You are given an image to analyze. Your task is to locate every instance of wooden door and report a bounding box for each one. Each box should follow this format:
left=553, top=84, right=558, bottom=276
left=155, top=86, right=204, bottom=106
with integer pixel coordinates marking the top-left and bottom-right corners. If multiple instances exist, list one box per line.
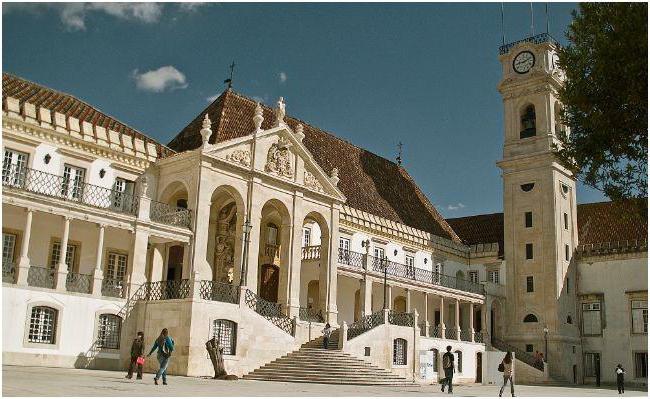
left=259, top=264, right=279, bottom=303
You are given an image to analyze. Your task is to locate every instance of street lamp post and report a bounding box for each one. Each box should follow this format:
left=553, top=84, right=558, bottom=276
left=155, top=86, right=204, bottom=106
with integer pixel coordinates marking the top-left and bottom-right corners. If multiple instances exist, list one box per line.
left=239, top=219, right=253, bottom=287
left=382, top=257, right=388, bottom=310
left=543, top=326, right=549, bottom=365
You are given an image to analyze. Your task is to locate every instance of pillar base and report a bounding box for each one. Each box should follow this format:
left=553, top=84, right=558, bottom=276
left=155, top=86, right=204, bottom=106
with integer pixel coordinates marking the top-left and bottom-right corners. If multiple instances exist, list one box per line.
left=15, top=265, right=30, bottom=286
left=326, top=310, right=339, bottom=327
left=287, top=304, right=300, bottom=319
left=92, top=269, right=103, bottom=296
left=55, top=269, right=68, bottom=291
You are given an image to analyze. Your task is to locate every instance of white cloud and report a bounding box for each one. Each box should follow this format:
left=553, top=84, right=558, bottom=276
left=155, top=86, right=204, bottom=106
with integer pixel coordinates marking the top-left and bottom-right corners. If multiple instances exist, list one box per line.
left=132, top=66, right=188, bottom=93
left=206, top=94, right=220, bottom=103
left=278, top=72, right=287, bottom=84
left=252, top=95, right=270, bottom=104
left=178, top=3, right=207, bottom=13
left=446, top=203, right=466, bottom=211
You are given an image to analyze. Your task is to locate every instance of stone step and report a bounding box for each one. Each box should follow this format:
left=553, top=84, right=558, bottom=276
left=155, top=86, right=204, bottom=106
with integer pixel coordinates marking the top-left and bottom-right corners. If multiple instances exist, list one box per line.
left=248, top=370, right=406, bottom=380
left=243, top=375, right=414, bottom=386
left=252, top=364, right=400, bottom=375
left=275, top=356, right=378, bottom=366
left=267, top=358, right=383, bottom=369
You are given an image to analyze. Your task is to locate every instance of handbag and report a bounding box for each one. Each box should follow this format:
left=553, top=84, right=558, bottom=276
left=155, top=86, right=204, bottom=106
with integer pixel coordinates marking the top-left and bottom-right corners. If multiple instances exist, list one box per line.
left=498, top=362, right=504, bottom=372
left=136, top=356, right=145, bottom=365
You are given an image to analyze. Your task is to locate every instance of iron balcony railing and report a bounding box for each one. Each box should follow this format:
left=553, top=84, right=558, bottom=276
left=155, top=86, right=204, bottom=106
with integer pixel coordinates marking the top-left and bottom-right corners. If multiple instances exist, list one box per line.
left=3, top=260, right=15, bottom=284
left=101, top=278, right=125, bottom=298
left=492, top=337, right=544, bottom=372
left=142, top=279, right=191, bottom=300
left=418, top=323, right=427, bottom=337
left=369, top=255, right=484, bottom=295
left=337, top=248, right=363, bottom=268
left=347, top=310, right=385, bottom=340
left=199, top=280, right=239, bottom=304
left=388, top=310, right=415, bottom=327
left=65, top=272, right=92, bottom=294
left=429, top=325, right=442, bottom=339
left=460, top=329, right=473, bottom=342
left=244, top=289, right=294, bottom=336
left=2, top=165, right=138, bottom=216
left=498, top=33, right=560, bottom=55
left=27, top=266, right=55, bottom=289
left=299, top=307, right=324, bottom=323
left=474, top=331, right=484, bottom=343
left=446, top=327, right=459, bottom=340
left=149, top=200, right=192, bottom=228
left=301, top=245, right=321, bottom=261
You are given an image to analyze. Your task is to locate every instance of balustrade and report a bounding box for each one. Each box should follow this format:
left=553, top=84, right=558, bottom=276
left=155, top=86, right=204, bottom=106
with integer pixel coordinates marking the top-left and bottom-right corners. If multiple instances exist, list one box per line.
left=474, top=331, right=484, bottom=343
left=149, top=201, right=192, bottom=228
left=142, top=279, right=191, bottom=300
left=199, top=280, right=239, bottom=304
left=337, top=248, right=363, bottom=268
left=264, top=243, right=281, bottom=259
left=244, top=290, right=294, bottom=335
left=460, top=329, right=473, bottom=342
left=301, top=245, right=321, bottom=261
left=347, top=310, right=384, bottom=340
left=388, top=310, right=414, bottom=327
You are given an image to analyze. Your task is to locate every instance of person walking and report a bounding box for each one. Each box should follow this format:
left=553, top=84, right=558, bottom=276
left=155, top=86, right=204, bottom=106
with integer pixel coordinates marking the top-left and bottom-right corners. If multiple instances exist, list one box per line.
left=147, top=328, right=175, bottom=385
left=125, top=331, right=145, bottom=379
left=615, top=364, right=626, bottom=394
left=322, top=323, right=332, bottom=349
left=499, top=351, right=515, bottom=397
left=440, top=345, right=455, bottom=394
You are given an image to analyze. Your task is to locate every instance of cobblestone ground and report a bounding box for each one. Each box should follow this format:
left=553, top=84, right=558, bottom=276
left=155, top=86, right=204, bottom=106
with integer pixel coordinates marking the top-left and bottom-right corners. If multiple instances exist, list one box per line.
left=2, top=366, right=646, bottom=397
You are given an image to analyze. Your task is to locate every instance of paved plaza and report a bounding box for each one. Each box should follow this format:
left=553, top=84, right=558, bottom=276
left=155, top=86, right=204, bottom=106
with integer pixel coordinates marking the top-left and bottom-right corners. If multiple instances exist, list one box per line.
left=2, top=366, right=646, bottom=397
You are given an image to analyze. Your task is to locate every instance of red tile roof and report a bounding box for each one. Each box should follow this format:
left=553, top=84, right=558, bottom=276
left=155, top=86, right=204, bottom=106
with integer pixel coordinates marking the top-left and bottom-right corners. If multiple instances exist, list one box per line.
left=2, top=72, right=173, bottom=158
left=446, top=213, right=505, bottom=257
left=168, top=89, right=461, bottom=242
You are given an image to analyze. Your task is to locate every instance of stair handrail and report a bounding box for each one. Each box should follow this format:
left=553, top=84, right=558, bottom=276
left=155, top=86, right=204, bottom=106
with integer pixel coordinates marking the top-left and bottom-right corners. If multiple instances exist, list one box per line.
left=244, top=289, right=295, bottom=336
left=491, top=337, right=544, bottom=372
left=347, top=310, right=385, bottom=340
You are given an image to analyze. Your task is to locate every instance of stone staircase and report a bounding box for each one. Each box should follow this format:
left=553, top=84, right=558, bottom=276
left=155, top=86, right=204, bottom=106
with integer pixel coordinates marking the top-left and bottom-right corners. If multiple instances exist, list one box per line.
left=243, top=332, right=414, bottom=385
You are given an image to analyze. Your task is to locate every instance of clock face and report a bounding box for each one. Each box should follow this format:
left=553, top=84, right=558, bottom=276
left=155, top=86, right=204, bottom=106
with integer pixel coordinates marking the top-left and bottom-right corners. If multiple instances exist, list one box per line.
left=513, top=51, right=535, bottom=74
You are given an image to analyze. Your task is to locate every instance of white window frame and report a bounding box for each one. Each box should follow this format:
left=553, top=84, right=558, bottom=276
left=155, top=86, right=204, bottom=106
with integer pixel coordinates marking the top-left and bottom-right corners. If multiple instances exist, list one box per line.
left=49, top=241, right=78, bottom=271
left=97, top=313, right=122, bottom=350
left=468, top=271, right=479, bottom=284
left=582, top=302, right=602, bottom=336
left=487, top=270, right=499, bottom=284
left=2, top=148, right=29, bottom=186
left=302, top=227, right=311, bottom=247
left=61, top=164, right=86, bottom=201
left=632, top=300, right=648, bottom=334
left=106, top=252, right=128, bottom=281
left=3, top=232, right=17, bottom=265
left=374, top=247, right=385, bottom=259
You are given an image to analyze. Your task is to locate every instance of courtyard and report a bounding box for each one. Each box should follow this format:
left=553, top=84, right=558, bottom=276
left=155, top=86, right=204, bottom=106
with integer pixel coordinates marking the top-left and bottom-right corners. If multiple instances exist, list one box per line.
left=2, top=366, right=646, bottom=397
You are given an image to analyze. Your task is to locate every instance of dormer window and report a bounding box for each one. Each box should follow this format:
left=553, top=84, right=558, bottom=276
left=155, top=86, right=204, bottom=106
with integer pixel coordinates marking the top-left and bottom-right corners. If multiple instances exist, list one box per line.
left=520, top=105, right=537, bottom=139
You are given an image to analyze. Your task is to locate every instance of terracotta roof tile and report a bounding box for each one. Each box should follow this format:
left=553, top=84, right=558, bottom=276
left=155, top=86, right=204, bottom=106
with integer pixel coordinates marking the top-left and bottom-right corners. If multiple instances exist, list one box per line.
left=2, top=72, right=173, bottom=158
left=168, top=89, right=460, bottom=242
left=446, top=212, right=505, bottom=257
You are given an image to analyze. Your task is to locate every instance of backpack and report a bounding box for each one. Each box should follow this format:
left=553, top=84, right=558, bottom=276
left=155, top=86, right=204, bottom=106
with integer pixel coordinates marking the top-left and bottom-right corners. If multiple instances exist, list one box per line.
left=443, top=352, right=453, bottom=369
left=160, top=338, right=173, bottom=358
left=498, top=362, right=505, bottom=372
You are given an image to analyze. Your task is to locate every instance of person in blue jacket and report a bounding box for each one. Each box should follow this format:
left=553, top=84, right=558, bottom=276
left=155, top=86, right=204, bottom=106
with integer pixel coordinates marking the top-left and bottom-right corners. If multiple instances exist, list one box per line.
left=147, top=328, right=175, bottom=385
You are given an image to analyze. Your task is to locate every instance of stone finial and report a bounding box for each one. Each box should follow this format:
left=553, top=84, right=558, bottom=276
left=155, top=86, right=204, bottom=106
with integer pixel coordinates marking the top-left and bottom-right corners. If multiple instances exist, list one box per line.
left=330, top=167, right=339, bottom=186
left=138, top=176, right=149, bottom=198
left=295, top=123, right=305, bottom=142
left=275, top=96, right=286, bottom=127
left=200, top=113, right=213, bottom=148
left=253, top=102, right=264, bottom=133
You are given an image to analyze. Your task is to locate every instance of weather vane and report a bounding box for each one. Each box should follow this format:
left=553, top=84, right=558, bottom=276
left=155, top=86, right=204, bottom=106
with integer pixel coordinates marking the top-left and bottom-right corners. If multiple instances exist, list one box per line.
left=223, top=61, right=235, bottom=89
left=396, top=142, right=403, bottom=166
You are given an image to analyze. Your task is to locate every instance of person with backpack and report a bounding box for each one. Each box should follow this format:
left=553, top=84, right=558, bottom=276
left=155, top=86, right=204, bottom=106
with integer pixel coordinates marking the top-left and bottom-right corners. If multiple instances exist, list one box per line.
left=440, top=345, right=455, bottom=394
left=125, top=331, right=145, bottom=379
left=498, top=351, right=515, bottom=397
left=147, top=328, right=175, bottom=385
left=615, top=364, right=626, bottom=394
left=322, top=323, right=332, bottom=349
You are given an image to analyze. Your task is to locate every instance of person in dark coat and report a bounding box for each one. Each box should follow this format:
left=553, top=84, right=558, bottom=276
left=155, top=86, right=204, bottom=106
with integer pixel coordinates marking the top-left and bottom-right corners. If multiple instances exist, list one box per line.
left=125, top=331, right=144, bottom=379
left=441, top=345, right=455, bottom=394
left=615, top=364, right=626, bottom=394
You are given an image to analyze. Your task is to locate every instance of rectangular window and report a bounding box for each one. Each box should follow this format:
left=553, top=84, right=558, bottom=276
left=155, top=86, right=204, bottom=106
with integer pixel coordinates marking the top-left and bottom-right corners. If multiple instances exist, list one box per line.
left=213, top=319, right=237, bottom=356
left=405, top=255, right=414, bottom=268
left=469, top=271, right=479, bottom=284
left=526, top=276, right=534, bottom=292
left=565, top=244, right=570, bottom=261
left=525, top=212, right=533, bottom=228
left=111, top=177, right=135, bottom=211
left=582, top=302, right=602, bottom=336
left=584, top=353, right=598, bottom=377
left=566, top=277, right=570, bottom=294
left=49, top=241, right=77, bottom=271
left=266, top=225, right=278, bottom=245
left=106, top=252, right=128, bottom=281
left=488, top=270, right=500, bottom=284
left=525, top=243, right=533, bottom=260
left=635, top=352, right=648, bottom=378
left=564, top=213, right=569, bottom=230
left=3, top=232, right=17, bottom=265
left=3, top=148, right=29, bottom=186
left=632, top=300, right=648, bottom=334
left=61, top=164, right=86, bottom=200
left=302, top=228, right=311, bottom=247
left=525, top=344, right=533, bottom=353
left=374, top=247, right=385, bottom=259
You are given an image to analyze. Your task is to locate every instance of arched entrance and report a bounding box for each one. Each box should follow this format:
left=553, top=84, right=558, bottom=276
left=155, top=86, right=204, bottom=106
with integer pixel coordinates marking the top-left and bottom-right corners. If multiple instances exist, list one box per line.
left=307, top=280, right=319, bottom=309
left=259, top=264, right=280, bottom=302
left=299, top=211, right=330, bottom=318
left=209, top=186, right=245, bottom=284
left=257, top=199, right=291, bottom=306
left=166, top=245, right=184, bottom=281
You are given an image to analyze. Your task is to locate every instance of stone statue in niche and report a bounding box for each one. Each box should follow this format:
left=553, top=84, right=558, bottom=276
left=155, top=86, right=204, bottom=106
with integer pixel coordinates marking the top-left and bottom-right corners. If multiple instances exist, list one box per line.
left=264, top=140, right=293, bottom=178
left=214, top=203, right=237, bottom=283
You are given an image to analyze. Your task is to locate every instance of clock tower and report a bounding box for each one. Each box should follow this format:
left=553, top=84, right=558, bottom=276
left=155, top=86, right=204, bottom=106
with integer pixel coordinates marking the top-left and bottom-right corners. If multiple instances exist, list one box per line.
left=496, top=34, right=581, bottom=383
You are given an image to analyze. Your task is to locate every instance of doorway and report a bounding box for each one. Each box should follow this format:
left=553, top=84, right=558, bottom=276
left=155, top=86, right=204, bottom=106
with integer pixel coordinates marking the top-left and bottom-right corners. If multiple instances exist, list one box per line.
left=166, top=245, right=184, bottom=281
left=259, top=264, right=280, bottom=303
left=476, top=352, right=483, bottom=383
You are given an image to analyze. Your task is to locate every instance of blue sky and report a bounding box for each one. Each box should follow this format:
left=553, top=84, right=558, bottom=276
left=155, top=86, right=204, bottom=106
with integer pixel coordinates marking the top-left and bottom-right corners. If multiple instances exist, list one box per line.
left=2, top=2, right=606, bottom=217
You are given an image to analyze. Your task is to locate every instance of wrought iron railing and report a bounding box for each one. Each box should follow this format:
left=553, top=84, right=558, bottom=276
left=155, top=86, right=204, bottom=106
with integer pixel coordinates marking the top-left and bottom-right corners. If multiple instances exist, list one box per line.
left=199, top=280, right=239, bottom=304
left=347, top=310, right=385, bottom=340
left=299, top=307, right=324, bottom=323
left=337, top=248, right=363, bottom=268
left=149, top=200, right=192, bottom=228
left=418, top=323, right=427, bottom=337
left=429, top=325, right=442, bottom=338
left=244, top=289, right=294, bottom=335
left=101, top=278, right=125, bottom=298
left=474, top=331, right=484, bottom=343
left=446, top=327, right=459, bottom=340
left=498, top=33, right=560, bottom=55
left=491, top=337, right=544, bottom=372
left=264, top=243, right=280, bottom=259
left=27, top=266, right=55, bottom=289
left=2, top=165, right=138, bottom=216
left=388, top=310, right=414, bottom=327
left=460, top=329, right=473, bottom=342
left=142, top=279, right=191, bottom=300
left=301, top=245, right=321, bottom=260
left=3, top=260, right=15, bottom=284
left=65, top=272, right=92, bottom=294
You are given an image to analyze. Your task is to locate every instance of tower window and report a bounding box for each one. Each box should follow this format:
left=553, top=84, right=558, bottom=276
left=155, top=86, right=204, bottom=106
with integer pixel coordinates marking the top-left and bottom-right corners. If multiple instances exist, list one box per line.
left=520, top=183, right=535, bottom=192
left=525, top=243, right=533, bottom=260
left=523, top=314, right=538, bottom=323
left=565, top=244, right=570, bottom=261
left=526, top=276, right=534, bottom=292
left=564, top=213, right=568, bottom=230
left=525, top=212, right=533, bottom=228
left=520, top=105, right=537, bottom=139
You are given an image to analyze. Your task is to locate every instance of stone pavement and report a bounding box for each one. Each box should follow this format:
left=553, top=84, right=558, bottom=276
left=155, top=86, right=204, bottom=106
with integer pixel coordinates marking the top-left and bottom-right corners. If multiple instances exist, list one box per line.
left=2, top=365, right=646, bottom=397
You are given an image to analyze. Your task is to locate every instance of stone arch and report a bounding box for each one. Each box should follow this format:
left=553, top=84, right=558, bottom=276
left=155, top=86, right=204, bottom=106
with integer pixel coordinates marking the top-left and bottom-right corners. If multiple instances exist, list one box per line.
left=523, top=313, right=539, bottom=323
left=491, top=299, right=504, bottom=340
left=393, top=295, right=407, bottom=312
left=158, top=181, right=190, bottom=208
left=257, top=199, right=292, bottom=305
left=456, top=270, right=465, bottom=280
left=301, top=210, right=331, bottom=315
left=208, top=185, right=246, bottom=283
left=519, top=103, right=537, bottom=138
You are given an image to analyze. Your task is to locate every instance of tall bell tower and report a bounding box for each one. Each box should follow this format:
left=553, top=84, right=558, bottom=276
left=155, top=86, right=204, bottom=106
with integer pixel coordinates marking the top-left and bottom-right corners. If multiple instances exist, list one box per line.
left=496, top=35, right=581, bottom=383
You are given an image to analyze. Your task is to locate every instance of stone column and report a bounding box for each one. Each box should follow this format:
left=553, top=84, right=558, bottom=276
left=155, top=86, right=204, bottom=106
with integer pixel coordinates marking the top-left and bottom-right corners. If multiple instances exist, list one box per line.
left=278, top=222, right=293, bottom=315
left=91, top=223, right=105, bottom=296
left=287, top=193, right=304, bottom=319
left=455, top=298, right=461, bottom=341
left=406, top=288, right=411, bottom=313
left=469, top=302, right=475, bottom=342
left=322, top=204, right=339, bottom=325
left=244, top=191, right=263, bottom=291
left=15, top=207, right=34, bottom=286
left=55, top=216, right=71, bottom=291
left=424, top=292, right=430, bottom=337
left=360, top=277, right=372, bottom=316
left=482, top=301, right=490, bottom=347
left=387, top=284, right=393, bottom=310
left=191, top=196, right=212, bottom=279
left=128, top=229, right=149, bottom=296
left=181, top=242, right=192, bottom=279
left=150, top=244, right=165, bottom=282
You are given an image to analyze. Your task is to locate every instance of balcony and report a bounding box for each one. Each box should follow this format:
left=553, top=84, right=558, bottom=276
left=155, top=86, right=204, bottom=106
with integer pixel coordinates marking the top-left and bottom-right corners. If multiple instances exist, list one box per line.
left=149, top=200, right=192, bottom=228
left=264, top=243, right=280, bottom=259
left=337, top=248, right=364, bottom=268
left=301, top=245, right=320, bottom=261
left=2, top=165, right=137, bottom=216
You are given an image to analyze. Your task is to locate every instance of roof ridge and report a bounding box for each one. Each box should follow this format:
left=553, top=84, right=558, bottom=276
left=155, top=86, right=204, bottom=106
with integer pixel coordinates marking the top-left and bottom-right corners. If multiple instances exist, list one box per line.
left=2, top=72, right=174, bottom=153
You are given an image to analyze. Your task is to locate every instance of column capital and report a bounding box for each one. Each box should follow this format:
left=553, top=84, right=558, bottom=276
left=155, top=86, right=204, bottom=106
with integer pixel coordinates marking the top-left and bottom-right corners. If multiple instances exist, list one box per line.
left=63, top=215, right=72, bottom=221
left=96, top=223, right=107, bottom=229
left=25, top=207, right=35, bottom=213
